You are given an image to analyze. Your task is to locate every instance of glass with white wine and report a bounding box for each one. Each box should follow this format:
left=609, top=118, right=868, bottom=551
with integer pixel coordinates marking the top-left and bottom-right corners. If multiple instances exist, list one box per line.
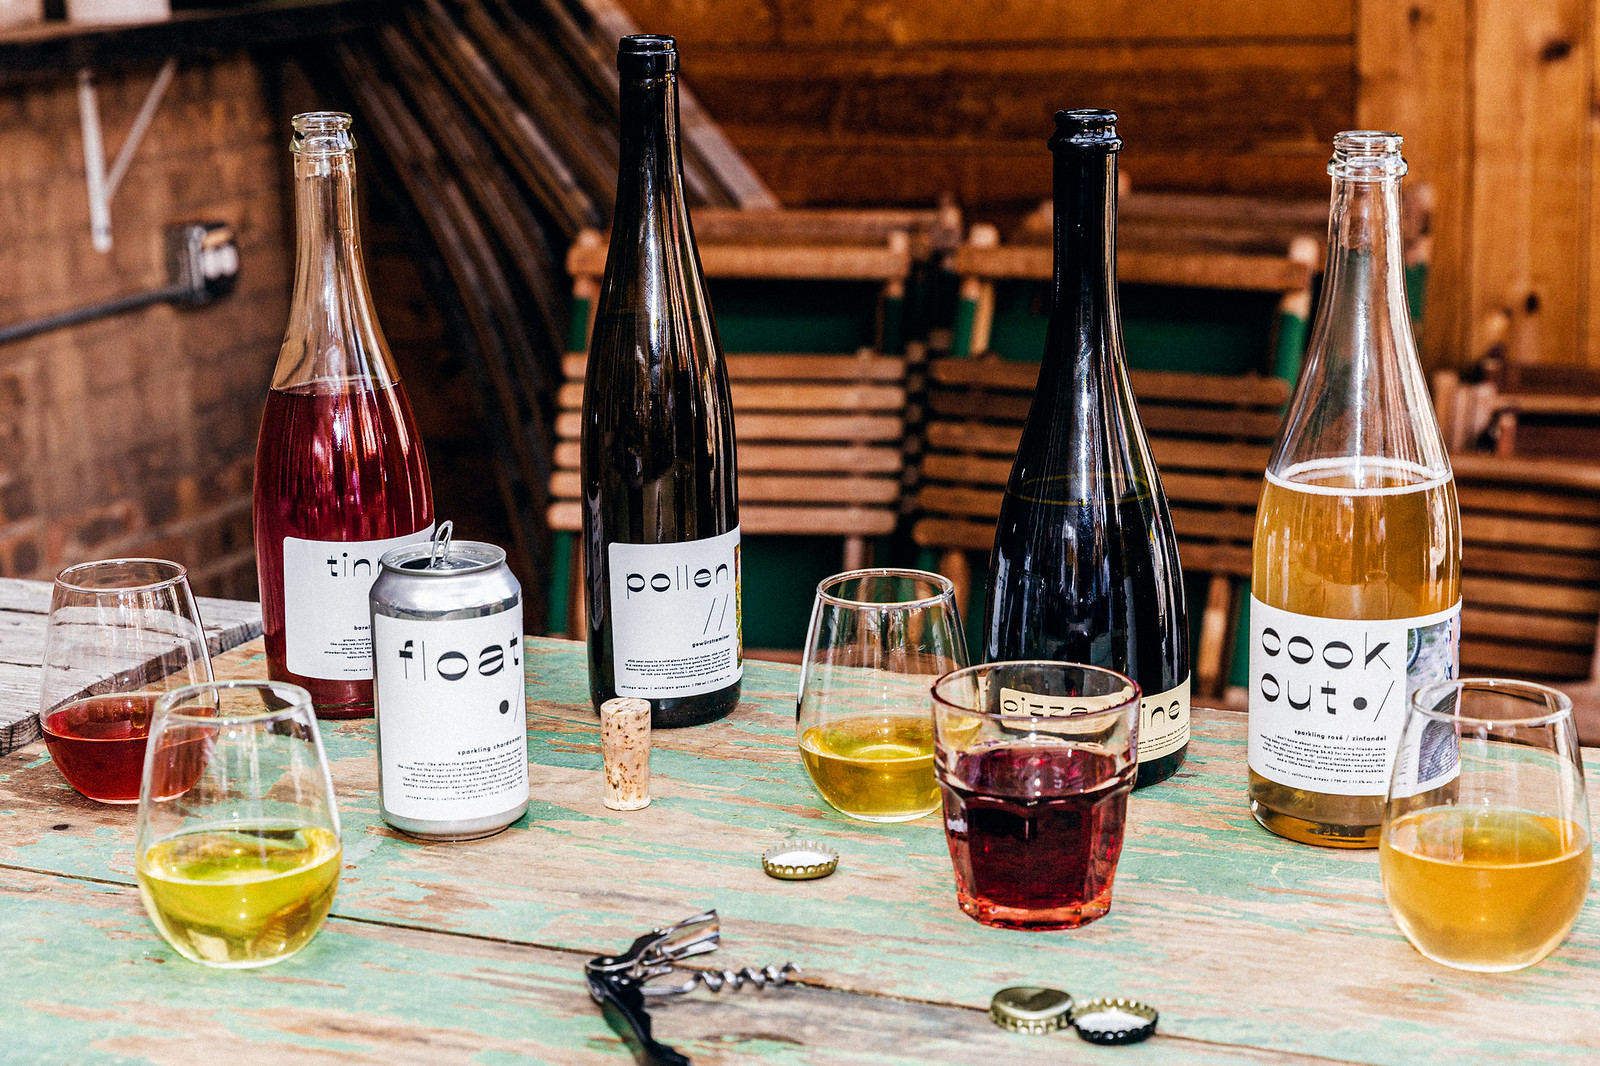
left=798, top=569, right=968, bottom=822
left=1380, top=679, right=1591, bottom=972
left=136, top=680, right=342, bottom=968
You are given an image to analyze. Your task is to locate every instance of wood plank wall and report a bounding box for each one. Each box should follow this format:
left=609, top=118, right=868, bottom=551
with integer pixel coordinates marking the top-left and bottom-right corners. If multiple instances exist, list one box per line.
left=623, top=0, right=1600, bottom=371
left=1359, top=0, right=1598, bottom=370
left=617, top=0, right=1354, bottom=207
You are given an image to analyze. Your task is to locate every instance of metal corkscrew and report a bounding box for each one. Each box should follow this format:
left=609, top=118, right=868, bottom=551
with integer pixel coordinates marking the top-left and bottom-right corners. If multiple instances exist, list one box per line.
left=584, top=910, right=800, bottom=1066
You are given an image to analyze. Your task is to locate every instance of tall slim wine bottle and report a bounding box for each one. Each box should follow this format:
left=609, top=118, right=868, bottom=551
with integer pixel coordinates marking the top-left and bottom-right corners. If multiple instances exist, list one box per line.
left=1248, top=132, right=1461, bottom=848
left=982, top=110, right=1190, bottom=789
left=582, top=35, right=741, bottom=727
left=254, top=112, right=434, bottom=719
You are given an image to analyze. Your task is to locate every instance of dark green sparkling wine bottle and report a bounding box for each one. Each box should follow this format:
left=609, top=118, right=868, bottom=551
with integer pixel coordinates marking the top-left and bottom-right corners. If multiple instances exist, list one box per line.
left=982, top=110, right=1190, bottom=788
left=581, top=35, right=741, bottom=727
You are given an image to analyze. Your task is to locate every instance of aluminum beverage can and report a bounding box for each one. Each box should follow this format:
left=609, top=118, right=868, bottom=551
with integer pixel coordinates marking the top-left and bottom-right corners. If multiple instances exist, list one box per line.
left=370, top=537, right=528, bottom=840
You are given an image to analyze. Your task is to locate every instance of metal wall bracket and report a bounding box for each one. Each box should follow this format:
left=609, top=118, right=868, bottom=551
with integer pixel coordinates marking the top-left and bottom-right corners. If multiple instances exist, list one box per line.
left=77, top=56, right=178, bottom=253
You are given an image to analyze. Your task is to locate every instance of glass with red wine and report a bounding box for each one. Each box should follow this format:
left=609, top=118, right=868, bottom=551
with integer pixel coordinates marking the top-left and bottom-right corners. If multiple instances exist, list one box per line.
left=930, top=661, right=1140, bottom=931
left=38, top=559, right=214, bottom=804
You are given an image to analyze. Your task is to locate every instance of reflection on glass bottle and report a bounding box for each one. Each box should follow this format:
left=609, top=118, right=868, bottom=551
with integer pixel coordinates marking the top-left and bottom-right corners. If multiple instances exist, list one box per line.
left=582, top=37, right=741, bottom=727
left=253, top=112, right=434, bottom=719
left=982, top=109, right=1190, bottom=789
left=1248, top=131, right=1461, bottom=847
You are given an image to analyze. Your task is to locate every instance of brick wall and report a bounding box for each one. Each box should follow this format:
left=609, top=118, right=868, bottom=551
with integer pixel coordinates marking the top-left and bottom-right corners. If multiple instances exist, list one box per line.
left=0, top=55, right=288, bottom=599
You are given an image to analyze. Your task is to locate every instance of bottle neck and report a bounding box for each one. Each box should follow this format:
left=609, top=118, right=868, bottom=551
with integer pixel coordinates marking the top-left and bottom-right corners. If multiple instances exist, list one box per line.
left=1322, top=173, right=1411, bottom=360
left=278, top=147, right=394, bottom=390
left=616, top=71, right=687, bottom=230
left=1051, top=144, right=1118, bottom=316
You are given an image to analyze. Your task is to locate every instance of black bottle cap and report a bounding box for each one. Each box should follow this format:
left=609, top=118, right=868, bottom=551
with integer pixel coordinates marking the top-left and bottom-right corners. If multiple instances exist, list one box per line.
left=1050, top=109, right=1122, bottom=152
left=1069, top=997, right=1158, bottom=1045
left=619, top=34, right=678, bottom=77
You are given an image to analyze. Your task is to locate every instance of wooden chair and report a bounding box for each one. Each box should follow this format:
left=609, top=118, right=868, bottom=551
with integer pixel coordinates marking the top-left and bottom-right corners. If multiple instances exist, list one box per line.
left=949, top=219, right=1320, bottom=382
left=1454, top=453, right=1600, bottom=744
left=911, top=354, right=1289, bottom=702
left=550, top=209, right=924, bottom=644
left=1434, top=350, right=1600, bottom=459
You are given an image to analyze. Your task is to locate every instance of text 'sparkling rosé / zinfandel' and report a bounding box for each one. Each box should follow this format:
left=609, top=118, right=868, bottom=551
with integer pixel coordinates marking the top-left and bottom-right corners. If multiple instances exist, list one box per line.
left=253, top=112, right=433, bottom=718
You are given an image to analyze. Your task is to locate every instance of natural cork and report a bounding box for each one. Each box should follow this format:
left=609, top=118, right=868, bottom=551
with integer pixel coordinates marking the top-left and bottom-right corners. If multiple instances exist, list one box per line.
left=600, top=696, right=652, bottom=811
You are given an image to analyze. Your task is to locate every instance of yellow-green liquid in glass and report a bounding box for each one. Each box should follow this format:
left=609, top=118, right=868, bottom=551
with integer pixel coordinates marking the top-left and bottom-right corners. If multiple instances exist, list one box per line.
left=800, top=715, right=938, bottom=822
left=1381, top=807, right=1590, bottom=971
left=137, top=823, right=342, bottom=968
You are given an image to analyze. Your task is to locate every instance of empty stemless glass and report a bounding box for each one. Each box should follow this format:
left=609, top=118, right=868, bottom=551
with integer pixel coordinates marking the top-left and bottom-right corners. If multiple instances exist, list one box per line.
left=797, top=569, right=968, bottom=822
left=39, top=559, right=213, bottom=804
left=1381, top=678, right=1592, bottom=972
left=136, top=680, right=342, bottom=968
left=931, top=662, right=1140, bottom=930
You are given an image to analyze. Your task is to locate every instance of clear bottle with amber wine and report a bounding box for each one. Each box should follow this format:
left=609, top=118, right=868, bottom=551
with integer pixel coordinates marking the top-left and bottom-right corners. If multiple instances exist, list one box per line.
left=254, top=112, right=434, bottom=718
left=1248, top=132, right=1461, bottom=847
left=582, top=36, right=741, bottom=727
left=982, top=110, right=1190, bottom=789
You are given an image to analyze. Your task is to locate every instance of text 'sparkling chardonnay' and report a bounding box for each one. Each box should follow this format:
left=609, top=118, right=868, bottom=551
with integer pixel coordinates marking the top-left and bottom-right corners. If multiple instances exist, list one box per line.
left=1249, top=132, right=1461, bottom=848
left=982, top=110, right=1190, bottom=789
left=254, top=113, right=434, bottom=719
left=582, top=35, right=741, bottom=727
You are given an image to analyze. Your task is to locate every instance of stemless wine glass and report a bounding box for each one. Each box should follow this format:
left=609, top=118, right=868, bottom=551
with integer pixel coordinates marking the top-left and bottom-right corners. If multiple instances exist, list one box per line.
left=931, top=662, right=1140, bottom=930
left=136, top=680, right=342, bottom=969
left=797, top=569, right=968, bottom=822
left=39, top=559, right=213, bottom=804
left=1380, top=678, right=1592, bottom=972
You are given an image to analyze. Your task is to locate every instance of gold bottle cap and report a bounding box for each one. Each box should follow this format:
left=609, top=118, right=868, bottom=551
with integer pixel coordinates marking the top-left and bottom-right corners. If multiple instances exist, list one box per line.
left=761, top=841, right=838, bottom=881
left=988, top=986, right=1074, bottom=1034
left=1070, top=997, right=1158, bottom=1045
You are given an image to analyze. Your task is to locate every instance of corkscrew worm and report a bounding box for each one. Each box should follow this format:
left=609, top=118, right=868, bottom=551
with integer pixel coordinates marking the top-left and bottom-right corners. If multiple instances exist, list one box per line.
left=584, top=910, right=800, bottom=1066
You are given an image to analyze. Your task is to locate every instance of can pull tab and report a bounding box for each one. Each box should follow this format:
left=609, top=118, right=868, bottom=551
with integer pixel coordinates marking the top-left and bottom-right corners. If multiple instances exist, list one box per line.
left=428, top=521, right=454, bottom=570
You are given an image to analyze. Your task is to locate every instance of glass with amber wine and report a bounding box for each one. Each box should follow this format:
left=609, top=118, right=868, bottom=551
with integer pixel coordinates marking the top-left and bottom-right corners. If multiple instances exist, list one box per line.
left=797, top=569, right=968, bottom=822
left=136, top=680, right=342, bottom=968
left=39, top=559, right=213, bottom=804
left=1380, top=678, right=1591, bottom=972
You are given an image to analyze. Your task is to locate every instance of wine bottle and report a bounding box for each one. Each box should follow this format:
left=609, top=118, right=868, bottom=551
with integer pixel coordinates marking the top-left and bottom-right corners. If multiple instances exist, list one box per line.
left=1248, top=132, right=1461, bottom=848
left=982, top=109, right=1190, bottom=789
left=582, top=35, right=741, bottom=727
left=254, top=112, right=434, bottom=719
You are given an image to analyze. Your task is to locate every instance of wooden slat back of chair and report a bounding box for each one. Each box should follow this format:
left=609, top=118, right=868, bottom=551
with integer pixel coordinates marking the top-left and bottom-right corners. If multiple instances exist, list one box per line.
left=550, top=350, right=910, bottom=541
left=566, top=215, right=919, bottom=353
left=1454, top=454, right=1600, bottom=682
left=912, top=355, right=1289, bottom=696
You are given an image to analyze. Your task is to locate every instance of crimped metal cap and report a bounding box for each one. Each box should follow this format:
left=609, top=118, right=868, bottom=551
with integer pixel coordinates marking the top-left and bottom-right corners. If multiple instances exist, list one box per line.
left=1070, top=997, right=1159, bottom=1045
left=761, top=841, right=838, bottom=881
left=988, top=986, right=1074, bottom=1034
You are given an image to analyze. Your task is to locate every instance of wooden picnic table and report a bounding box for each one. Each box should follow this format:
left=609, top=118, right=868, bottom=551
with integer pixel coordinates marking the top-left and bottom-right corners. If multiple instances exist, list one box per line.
left=0, top=577, right=1596, bottom=1064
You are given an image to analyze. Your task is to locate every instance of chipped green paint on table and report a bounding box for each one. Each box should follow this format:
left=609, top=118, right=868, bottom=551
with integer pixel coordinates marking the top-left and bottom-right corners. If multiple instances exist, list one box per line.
left=0, top=633, right=1596, bottom=1065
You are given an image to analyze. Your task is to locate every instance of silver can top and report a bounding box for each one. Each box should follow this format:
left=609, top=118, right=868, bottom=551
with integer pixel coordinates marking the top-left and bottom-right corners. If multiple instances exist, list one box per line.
left=380, top=522, right=506, bottom=576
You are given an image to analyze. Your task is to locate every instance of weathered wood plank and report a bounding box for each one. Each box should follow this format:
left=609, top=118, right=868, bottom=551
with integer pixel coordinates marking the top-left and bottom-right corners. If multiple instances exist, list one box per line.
left=614, top=0, right=1353, bottom=45
left=1, top=636, right=1594, bottom=1064
left=0, top=866, right=1334, bottom=1065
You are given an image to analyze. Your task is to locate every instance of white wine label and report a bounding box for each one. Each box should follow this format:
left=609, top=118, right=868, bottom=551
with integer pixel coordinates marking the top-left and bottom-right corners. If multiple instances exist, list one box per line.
left=373, top=607, right=529, bottom=821
left=283, top=525, right=435, bottom=680
left=1138, top=676, right=1190, bottom=763
left=609, top=526, right=743, bottom=699
left=1248, top=598, right=1461, bottom=796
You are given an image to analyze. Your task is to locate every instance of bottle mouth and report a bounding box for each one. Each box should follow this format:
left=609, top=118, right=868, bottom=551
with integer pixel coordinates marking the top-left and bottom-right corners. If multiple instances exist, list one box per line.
left=1049, top=109, right=1121, bottom=152
left=1329, top=130, right=1405, bottom=179
left=292, top=111, right=355, bottom=157
left=619, top=33, right=678, bottom=76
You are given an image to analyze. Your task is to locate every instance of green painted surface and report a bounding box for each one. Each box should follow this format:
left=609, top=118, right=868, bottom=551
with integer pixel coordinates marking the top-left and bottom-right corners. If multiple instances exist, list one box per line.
left=4, top=640, right=1596, bottom=1063
left=985, top=279, right=1296, bottom=377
